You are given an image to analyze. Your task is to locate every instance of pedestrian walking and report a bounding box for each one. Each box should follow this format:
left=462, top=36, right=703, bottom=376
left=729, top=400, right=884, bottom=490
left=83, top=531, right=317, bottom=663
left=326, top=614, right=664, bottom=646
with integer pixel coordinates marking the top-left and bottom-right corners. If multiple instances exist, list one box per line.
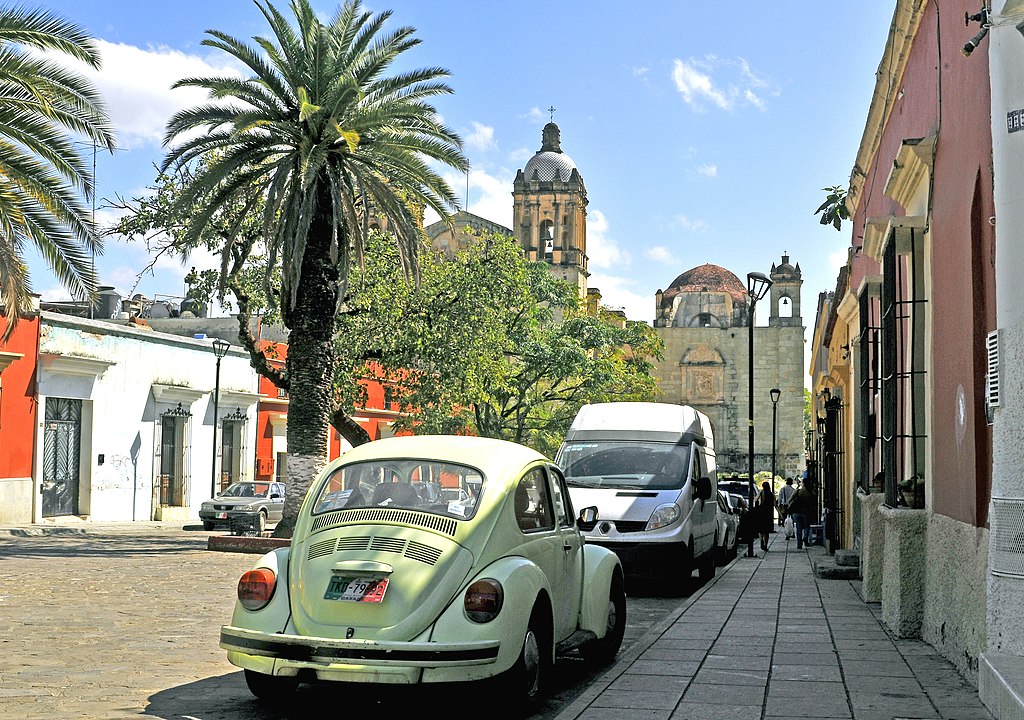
left=776, top=477, right=796, bottom=526
left=754, top=480, right=775, bottom=552
left=787, top=479, right=819, bottom=549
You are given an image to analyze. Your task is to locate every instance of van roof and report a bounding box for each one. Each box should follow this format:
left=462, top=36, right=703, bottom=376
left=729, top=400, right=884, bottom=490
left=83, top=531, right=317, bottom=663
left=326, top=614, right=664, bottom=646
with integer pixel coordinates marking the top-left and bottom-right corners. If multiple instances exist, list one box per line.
left=565, top=402, right=712, bottom=446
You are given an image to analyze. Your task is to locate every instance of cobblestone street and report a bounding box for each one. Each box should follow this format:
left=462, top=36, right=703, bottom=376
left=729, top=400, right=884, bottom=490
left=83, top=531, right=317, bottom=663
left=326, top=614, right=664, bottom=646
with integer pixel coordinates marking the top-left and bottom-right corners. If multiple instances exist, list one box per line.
left=0, top=528, right=261, bottom=720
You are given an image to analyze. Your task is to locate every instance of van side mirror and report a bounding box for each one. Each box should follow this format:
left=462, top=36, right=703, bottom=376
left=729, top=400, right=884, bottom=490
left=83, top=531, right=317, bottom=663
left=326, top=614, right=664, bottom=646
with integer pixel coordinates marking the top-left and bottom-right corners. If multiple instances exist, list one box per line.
left=577, top=506, right=599, bottom=531
left=695, top=476, right=713, bottom=501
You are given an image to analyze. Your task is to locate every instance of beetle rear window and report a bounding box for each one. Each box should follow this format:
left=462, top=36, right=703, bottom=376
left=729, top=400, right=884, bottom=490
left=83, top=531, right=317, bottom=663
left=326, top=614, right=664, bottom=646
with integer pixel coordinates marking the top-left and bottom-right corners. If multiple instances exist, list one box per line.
left=313, top=460, right=485, bottom=520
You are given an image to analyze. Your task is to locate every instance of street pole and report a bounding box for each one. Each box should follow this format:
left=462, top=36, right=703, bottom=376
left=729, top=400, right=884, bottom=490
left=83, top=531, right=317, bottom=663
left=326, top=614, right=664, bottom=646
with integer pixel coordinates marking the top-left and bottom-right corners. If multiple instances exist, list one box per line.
left=746, top=272, right=772, bottom=558
left=210, top=339, right=230, bottom=497
left=770, top=388, right=781, bottom=486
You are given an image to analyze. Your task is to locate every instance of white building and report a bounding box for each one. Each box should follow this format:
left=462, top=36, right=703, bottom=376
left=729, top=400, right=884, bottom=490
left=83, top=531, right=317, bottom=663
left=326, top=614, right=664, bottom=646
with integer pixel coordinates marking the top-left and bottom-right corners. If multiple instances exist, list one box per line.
left=32, top=313, right=261, bottom=523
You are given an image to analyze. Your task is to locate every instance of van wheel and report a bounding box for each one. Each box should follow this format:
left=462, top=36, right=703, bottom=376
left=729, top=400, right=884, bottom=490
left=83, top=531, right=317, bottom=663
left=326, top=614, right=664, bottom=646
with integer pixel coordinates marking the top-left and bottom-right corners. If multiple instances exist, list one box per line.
left=698, top=545, right=716, bottom=583
left=580, top=572, right=626, bottom=666
left=665, top=542, right=693, bottom=596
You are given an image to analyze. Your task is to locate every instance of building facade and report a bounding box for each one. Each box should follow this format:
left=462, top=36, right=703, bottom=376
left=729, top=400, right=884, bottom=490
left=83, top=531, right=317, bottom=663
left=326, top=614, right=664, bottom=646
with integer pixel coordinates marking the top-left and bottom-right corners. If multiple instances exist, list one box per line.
left=652, top=257, right=805, bottom=479
left=810, top=0, right=997, bottom=688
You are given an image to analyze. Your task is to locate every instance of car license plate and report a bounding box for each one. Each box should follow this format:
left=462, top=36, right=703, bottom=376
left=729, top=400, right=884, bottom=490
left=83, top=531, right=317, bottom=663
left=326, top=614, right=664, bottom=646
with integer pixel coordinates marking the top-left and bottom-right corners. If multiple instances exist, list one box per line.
left=216, top=512, right=228, bottom=519
left=325, top=575, right=388, bottom=603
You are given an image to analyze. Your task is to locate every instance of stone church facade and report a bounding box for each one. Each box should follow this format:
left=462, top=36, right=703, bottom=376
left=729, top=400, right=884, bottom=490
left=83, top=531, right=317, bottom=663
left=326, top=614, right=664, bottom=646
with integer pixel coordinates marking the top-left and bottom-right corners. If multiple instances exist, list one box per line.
left=652, top=258, right=805, bottom=479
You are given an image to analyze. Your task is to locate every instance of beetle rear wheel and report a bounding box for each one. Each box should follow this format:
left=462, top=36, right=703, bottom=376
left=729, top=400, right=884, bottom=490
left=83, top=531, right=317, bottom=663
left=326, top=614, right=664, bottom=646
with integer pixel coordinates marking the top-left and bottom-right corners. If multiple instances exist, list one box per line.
left=580, top=572, right=626, bottom=666
left=498, top=605, right=551, bottom=712
left=244, top=669, right=298, bottom=700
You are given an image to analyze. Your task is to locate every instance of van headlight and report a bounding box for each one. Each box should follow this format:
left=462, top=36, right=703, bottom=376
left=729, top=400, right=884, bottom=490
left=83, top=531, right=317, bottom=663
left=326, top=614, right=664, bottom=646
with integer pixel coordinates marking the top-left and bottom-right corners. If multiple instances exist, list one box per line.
left=647, top=503, right=681, bottom=530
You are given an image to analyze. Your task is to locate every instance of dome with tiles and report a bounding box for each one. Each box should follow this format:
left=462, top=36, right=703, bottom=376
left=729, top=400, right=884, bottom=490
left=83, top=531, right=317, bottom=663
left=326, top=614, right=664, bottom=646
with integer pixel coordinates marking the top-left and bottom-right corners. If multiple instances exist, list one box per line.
left=522, top=122, right=580, bottom=182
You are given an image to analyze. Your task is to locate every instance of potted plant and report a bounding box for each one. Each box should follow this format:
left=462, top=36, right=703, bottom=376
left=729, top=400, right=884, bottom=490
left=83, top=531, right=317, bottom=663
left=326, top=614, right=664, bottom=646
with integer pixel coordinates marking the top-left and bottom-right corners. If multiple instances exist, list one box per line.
left=898, top=474, right=925, bottom=508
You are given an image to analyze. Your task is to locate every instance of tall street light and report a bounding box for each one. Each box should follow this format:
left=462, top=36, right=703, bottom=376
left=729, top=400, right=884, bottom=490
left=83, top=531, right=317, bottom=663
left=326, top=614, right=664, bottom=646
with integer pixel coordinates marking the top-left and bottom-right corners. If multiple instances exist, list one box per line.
left=746, top=271, right=772, bottom=558
left=210, top=338, right=231, bottom=497
left=770, top=387, right=781, bottom=486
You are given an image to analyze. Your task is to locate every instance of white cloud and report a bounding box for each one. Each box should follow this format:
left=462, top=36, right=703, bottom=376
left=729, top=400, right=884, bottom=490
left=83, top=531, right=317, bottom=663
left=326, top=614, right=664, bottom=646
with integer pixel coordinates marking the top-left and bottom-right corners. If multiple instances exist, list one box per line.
left=671, top=56, right=776, bottom=112
left=828, top=247, right=848, bottom=277
left=465, top=121, right=497, bottom=153
left=672, top=59, right=731, bottom=109
left=588, top=273, right=652, bottom=324
left=586, top=209, right=631, bottom=270
left=645, top=246, right=677, bottom=264
left=676, top=214, right=709, bottom=232
left=61, top=40, right=244, bottom=150
left=523, top=107, right=546, bottom=124
left=697, top=163, right=718, bottom=178
left=508, top=147, right=532, bottom=164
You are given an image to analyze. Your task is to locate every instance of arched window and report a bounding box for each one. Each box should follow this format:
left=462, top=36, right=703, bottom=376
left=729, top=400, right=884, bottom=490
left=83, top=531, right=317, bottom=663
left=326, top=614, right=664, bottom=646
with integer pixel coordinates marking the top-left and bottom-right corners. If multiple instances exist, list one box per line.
left=540, top=219, right=554, bottom=260
left=778, top=295, right=794, bottom=318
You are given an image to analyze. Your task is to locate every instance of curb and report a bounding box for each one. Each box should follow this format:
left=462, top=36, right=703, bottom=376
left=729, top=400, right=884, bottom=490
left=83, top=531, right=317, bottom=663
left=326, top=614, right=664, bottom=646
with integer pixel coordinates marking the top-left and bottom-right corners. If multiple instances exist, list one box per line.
left=553, top=550, right=748, bottom=720
left=207, top=535, right=291, bottom=553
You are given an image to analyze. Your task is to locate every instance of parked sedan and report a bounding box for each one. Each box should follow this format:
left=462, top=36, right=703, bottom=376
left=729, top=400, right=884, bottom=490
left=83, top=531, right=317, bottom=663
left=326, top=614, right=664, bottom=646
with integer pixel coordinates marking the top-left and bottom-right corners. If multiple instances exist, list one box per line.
left=715, top=490, right=739, bottom=564
left=199, top=481, right=285, bottom=533
left=219, top=435, right=626, bottom=709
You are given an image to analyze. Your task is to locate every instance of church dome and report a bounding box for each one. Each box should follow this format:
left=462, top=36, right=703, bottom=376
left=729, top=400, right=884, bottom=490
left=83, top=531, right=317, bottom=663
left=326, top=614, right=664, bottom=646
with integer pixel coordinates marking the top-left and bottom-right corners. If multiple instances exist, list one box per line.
left=521, top=122, right=581, bottom=182
left=663, top=263, right=748, bottom=303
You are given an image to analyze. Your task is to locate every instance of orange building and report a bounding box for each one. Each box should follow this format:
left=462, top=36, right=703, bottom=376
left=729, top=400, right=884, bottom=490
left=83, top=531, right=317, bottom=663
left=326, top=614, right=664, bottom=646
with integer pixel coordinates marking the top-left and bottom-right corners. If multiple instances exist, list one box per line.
left=0, top=302, right=41, bottom=523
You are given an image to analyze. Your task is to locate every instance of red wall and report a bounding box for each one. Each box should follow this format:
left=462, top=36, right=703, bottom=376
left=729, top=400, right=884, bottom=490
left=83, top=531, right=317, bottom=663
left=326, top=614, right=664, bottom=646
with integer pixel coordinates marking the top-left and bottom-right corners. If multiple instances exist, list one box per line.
left=0, top=313, right=40, bottom=479
left=849, top=2, right=994, bottom=526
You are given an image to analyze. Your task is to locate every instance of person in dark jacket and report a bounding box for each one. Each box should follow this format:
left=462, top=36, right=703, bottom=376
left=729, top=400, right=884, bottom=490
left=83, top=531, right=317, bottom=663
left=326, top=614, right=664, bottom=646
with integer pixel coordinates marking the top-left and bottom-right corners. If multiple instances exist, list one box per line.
left=788, top=480, right=819, bottom=549
left=754, top=480, right=775, bottom=552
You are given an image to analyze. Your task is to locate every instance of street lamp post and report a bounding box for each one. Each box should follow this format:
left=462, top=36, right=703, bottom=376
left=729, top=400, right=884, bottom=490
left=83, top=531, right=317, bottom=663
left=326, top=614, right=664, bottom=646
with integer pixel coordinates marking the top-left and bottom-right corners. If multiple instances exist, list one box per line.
left=770, top=387, right=781, bottom=486
left=746, top=271, right=772, bottom=558
left=210, top=338, right=231, bottom=498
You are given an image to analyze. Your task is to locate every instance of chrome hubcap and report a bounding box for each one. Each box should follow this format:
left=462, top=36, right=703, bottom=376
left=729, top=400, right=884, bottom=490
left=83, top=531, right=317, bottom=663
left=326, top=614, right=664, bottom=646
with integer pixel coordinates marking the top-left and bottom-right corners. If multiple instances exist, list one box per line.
left=606, top=599, right=617, bottom=633
left=522, top=629, right=541, bottom=697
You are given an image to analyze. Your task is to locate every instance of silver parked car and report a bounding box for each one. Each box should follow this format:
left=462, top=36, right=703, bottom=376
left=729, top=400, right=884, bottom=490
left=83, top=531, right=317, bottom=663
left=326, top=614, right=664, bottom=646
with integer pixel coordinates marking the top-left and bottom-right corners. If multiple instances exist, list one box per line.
left=199, top=481, right=285, bottom=533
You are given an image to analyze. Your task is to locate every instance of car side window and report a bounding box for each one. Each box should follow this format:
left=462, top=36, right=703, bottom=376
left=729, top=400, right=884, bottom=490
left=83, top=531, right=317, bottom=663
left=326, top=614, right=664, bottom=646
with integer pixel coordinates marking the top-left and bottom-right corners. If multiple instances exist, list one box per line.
left=515, top=467, right=556, bottom=533
left=548, top=465, right=574, bottom=527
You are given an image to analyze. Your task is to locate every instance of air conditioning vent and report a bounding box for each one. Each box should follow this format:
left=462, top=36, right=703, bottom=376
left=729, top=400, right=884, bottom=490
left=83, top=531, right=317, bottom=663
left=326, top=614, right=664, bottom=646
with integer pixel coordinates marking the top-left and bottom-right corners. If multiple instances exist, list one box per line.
left=310, top=508, right=458, bottom=537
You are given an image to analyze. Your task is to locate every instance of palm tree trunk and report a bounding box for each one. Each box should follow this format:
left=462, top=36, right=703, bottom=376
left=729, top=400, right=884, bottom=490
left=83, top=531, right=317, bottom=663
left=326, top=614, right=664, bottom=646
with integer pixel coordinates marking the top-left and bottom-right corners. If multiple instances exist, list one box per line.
left=274, top=182, right=341, bottom=538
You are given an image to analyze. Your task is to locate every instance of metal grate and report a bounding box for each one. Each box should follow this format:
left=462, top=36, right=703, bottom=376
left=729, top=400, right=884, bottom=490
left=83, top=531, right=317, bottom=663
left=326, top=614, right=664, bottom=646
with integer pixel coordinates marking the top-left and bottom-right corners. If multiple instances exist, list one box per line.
left=335, top=536, right=371, bottom=552
left=310, top=508, right=458, bottom=537
left=987, top=330, right=1000, bottom=409
left=370, top=536, right=406, bottom=554
left=308, top=538, right=336, bottom=560
left=991, top=498, right=1024, bottom=578
left=405, top=540, right=442, bottom=566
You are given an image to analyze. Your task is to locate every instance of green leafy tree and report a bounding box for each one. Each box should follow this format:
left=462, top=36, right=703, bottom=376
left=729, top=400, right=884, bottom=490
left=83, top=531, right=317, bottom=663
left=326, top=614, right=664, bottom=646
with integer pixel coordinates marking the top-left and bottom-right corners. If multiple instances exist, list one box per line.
left=160, top=0, right=467, bottom=535
left=814, top=185, right=850, bottom=231
left=0, top=6, right=115, bottom=338
left=335, top=231, right=664, bottom=457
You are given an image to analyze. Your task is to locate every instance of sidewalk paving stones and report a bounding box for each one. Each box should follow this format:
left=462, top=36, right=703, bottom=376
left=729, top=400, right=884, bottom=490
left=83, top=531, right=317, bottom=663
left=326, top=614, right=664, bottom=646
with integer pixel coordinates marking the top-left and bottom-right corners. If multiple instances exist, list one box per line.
left=556, top=531, right=994, bottom=720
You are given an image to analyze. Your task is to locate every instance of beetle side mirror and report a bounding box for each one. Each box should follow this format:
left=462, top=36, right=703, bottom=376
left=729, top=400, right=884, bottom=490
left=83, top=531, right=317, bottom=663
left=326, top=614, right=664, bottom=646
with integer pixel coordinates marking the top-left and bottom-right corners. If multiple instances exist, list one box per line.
left=695, top=476, right=713, bottom=502
left=577, top=506, right=599, bottom=531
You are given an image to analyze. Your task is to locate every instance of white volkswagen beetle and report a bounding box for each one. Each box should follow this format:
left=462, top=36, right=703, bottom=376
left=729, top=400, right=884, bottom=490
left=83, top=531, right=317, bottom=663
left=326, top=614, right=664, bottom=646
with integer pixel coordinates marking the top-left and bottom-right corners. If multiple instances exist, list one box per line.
left=220, top=435, right=625, bottom=707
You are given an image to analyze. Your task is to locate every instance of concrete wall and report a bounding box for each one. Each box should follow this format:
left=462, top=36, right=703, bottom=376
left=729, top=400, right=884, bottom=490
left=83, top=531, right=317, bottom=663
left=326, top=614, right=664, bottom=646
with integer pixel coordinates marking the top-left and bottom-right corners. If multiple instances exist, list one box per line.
left=881, top=506, right=927, bottom=637
left=859, top=492, right=886, bottom=602
left=924, top=512, right=989, bottom=680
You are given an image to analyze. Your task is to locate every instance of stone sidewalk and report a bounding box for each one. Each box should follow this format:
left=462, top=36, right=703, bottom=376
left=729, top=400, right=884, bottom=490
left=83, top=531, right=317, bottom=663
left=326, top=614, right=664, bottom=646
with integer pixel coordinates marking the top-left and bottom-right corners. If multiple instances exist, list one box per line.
left=555, top=531, right=993, bottom=720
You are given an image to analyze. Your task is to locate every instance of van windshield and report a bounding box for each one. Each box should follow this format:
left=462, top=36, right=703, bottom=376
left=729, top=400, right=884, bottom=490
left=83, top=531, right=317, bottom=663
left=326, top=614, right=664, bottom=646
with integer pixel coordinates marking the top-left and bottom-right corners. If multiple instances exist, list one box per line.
left=557, top=441, right=691, bottom=490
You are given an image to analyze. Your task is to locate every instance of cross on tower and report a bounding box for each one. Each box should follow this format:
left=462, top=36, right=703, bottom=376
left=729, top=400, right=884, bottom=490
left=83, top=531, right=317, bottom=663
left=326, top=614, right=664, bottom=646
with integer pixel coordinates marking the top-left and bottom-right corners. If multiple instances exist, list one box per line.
left=548, top=105, right=556, bottom=122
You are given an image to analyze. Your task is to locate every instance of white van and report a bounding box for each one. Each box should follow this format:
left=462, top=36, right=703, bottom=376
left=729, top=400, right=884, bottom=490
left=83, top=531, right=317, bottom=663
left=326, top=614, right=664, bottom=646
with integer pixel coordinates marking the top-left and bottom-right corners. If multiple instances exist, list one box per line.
left=556, top=402, right=718, bottom=592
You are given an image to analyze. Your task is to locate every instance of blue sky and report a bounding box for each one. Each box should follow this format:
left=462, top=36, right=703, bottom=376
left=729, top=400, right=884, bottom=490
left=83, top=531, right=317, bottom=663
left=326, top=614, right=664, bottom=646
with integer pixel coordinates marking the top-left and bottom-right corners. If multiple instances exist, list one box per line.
left=37, top=1, right=894, bottom=345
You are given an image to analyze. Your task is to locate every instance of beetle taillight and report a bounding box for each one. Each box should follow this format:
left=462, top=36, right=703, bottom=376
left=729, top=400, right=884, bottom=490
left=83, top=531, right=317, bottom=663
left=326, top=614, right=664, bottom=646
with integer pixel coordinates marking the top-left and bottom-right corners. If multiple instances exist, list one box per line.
left=464, top=578, right=503, bottom=623
left=238, top=568, right=276, bottom=610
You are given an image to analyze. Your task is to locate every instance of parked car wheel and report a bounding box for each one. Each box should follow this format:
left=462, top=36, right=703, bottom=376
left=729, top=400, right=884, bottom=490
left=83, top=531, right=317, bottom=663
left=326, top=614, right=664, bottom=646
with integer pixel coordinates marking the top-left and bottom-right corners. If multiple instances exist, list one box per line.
left=580, top=572, right=626, bottom=667
left=202, top=521, right=215, bottom=531
left=244, top=669, right=298, bottom=700
left=499, top=605, right=551, bottom=711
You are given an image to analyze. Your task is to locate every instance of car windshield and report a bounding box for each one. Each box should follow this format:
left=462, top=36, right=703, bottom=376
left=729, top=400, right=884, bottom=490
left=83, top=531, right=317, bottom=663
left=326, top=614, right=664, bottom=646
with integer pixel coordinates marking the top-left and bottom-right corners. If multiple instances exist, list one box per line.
left=312, top=459, right=485, bottom=520
left=220, top=483, right=270, bottom=498
left=557, top=441, right=691, bottom=490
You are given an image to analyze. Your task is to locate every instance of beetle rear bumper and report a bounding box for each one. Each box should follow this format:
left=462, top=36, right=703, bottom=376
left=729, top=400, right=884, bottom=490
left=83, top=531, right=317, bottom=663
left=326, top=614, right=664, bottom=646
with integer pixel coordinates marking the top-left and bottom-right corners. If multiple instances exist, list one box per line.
left=221, top=625, right=501, bottom=683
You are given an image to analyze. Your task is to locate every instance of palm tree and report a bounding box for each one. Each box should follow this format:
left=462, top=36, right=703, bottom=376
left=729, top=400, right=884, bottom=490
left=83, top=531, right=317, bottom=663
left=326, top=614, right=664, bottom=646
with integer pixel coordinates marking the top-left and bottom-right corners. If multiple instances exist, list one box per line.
left=0, top=6, right=115, bottom=338
left=163, top=0, right=468, bottom=535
